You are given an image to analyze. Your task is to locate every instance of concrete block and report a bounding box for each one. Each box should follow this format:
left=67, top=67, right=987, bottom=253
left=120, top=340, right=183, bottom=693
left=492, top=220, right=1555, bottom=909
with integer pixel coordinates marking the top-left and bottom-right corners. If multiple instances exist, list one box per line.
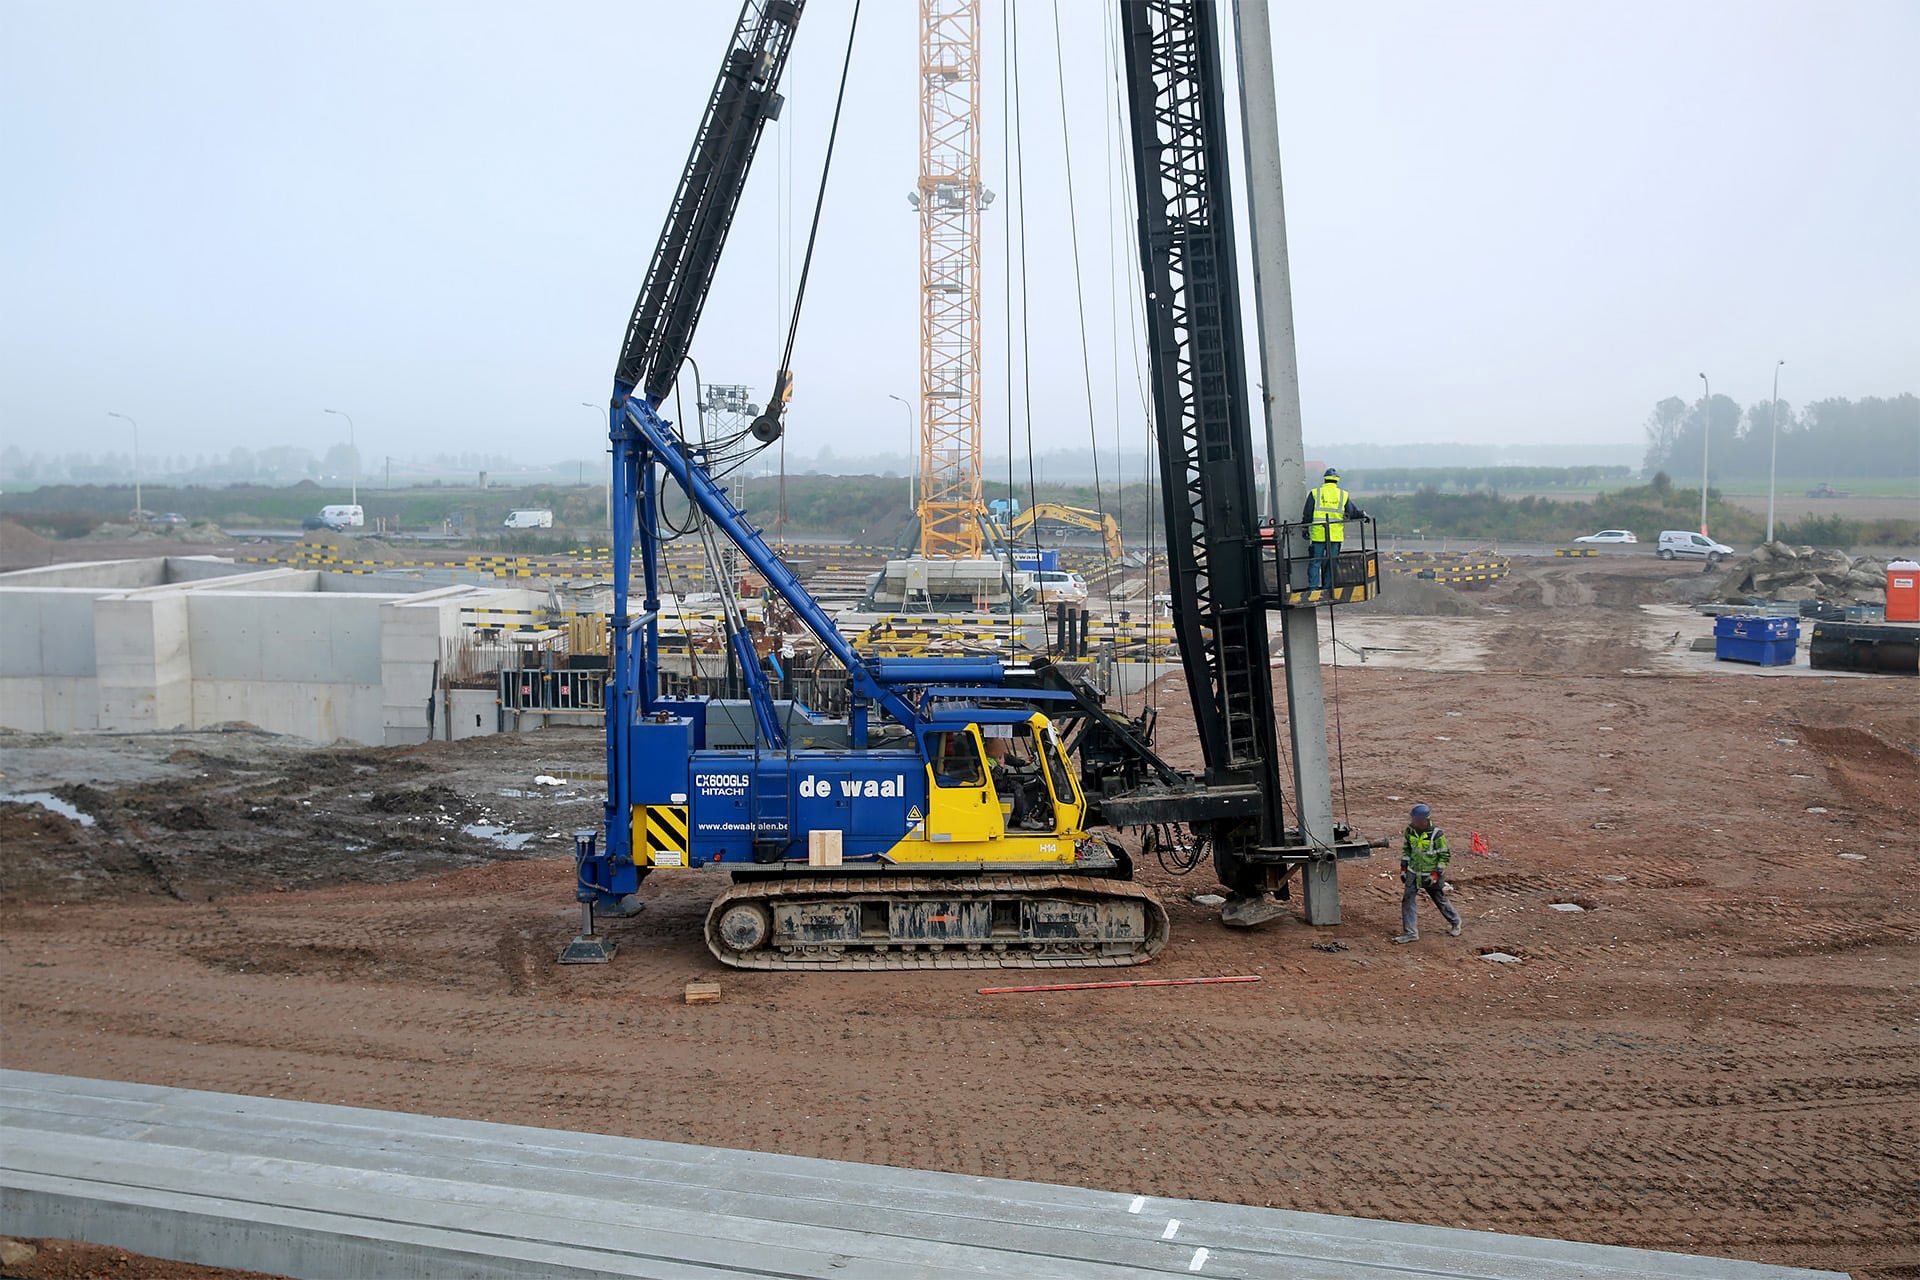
left=0, top=1070, right=1848, bottom=1280
left=447, top=688, right=496, bottom=740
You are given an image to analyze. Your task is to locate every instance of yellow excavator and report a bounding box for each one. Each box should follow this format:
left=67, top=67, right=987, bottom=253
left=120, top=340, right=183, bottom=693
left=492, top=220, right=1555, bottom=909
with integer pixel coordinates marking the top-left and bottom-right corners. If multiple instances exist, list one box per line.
left=999, top=503, right=1124, bottom=562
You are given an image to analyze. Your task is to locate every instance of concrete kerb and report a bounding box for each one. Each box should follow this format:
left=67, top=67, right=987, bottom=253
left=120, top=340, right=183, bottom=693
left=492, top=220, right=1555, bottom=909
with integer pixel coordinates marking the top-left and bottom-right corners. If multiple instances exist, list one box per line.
left=0, top=1070, right=1848, bottom=1280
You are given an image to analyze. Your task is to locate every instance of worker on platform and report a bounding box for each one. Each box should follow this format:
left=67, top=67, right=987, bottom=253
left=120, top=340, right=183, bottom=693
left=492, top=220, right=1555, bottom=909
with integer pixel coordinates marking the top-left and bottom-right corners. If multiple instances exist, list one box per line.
left=1393, top=803, right=1461, bottom=943
left=1302, top=467, right=1364, bottom=591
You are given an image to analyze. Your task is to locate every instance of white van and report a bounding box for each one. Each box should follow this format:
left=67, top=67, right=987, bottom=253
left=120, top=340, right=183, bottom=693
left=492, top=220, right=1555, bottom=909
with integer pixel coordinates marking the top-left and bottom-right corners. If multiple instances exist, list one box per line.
left=503, top=509, right=554, bottom=530
left=318, top=504, right=364, bottom=529
left=1657, top=530, right=1733, bottom=563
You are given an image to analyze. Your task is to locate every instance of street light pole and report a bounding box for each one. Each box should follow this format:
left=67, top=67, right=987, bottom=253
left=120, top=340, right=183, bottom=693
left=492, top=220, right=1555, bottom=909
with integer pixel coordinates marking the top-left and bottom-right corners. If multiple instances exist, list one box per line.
left=1765, top=359, right=1785, bottom=544
left=106, top=411, right=140, bottom=520
left=886, top=393, right=915, bottom=512
left=323, top=409, right=357, bottom=506
left=1696, top=373, right=1711, bottom=536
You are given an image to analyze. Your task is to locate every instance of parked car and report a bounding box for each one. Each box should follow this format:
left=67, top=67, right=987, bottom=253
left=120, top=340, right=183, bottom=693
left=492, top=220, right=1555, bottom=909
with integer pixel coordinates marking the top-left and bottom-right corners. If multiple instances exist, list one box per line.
left=301, top=515, right=340, bottom=532
left=1657, top=530, right=1734, bottom=563
left=1029, top=569, right=1089, bottom=606
left=155, top=512, right=187, bottom=526
left=1574, top=529, right=1637, bottom=545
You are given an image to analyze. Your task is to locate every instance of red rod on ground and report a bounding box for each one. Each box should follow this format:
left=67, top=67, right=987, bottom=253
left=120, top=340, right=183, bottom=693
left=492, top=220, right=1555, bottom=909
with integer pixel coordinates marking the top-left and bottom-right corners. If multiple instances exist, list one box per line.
left=977, top=975, right=1262, bottom=995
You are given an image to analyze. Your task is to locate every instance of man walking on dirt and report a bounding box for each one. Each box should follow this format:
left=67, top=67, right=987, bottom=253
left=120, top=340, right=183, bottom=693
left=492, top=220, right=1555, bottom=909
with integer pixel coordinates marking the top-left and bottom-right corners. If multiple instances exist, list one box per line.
left=1302, top=467, right=1364, bottom=590
left=1394, top=803, right=1461, bottom=943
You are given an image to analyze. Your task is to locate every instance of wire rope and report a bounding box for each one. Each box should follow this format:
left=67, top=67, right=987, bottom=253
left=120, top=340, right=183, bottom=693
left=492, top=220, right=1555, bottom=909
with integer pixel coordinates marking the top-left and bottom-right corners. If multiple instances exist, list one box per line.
left=1044, top=0, right=1117, bottom=637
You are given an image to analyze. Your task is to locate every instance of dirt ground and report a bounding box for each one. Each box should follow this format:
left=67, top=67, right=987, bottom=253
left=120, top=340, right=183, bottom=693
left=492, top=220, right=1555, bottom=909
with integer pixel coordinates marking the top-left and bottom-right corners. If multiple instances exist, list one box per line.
left=0, top=1236, right=274, bottom=1280
left=2, top=557, right=1916, bottom=1279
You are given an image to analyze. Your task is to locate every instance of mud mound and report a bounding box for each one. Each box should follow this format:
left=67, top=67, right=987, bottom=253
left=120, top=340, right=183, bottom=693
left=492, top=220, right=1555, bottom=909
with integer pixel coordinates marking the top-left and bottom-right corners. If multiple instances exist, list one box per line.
left=1349, top=571, right=1485, bottom=617
left=151, top=802, right=216, bottom=831
left=285, top=749, right=423, bottom=786
left=0, top=517, right=55, bottom=568
left=369, top=783, right=465, bottom=814
left=0, top=802, right=173, bottom=905
left=0, top=802, right=86, bottom=851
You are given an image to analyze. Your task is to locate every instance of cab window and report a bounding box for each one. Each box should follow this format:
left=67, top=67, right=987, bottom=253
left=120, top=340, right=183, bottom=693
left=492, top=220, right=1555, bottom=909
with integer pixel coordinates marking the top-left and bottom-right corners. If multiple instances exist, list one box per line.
left=1039, top=726, right=1077, bottom=808
left=931, top=731, right=985, bottom=788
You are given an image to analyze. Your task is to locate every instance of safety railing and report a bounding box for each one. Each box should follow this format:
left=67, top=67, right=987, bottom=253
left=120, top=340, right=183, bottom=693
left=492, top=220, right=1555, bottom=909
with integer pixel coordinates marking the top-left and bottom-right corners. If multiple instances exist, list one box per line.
left=498, top=668, right=608, bottom=713
left=1259, top=515, right=1381, bottom=607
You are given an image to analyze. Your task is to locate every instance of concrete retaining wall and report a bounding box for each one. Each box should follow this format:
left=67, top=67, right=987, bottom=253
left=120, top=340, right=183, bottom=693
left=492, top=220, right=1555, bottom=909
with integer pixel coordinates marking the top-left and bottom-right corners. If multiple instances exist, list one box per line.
left=0, top=589, right=101, bottom=732
left=183, top=591, right=393, bottom=741
left=0, top=557, right=534, bottom=745
left=95, top=590, right=192, bottom=732
left=382, top=587, right=533, bottom=746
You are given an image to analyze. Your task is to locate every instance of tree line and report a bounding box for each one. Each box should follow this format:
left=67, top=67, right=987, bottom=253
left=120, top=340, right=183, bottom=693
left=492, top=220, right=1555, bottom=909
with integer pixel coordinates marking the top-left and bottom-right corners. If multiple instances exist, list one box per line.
left=1643, top=392, right=1918, bottom=480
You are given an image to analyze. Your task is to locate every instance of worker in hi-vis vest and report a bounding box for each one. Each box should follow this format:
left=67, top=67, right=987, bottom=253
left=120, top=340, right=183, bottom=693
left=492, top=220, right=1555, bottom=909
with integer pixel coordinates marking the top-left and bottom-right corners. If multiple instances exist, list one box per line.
left=1394, top=802, right=1462, bottom=943
left=1301, top=467, right=1365, bottom=590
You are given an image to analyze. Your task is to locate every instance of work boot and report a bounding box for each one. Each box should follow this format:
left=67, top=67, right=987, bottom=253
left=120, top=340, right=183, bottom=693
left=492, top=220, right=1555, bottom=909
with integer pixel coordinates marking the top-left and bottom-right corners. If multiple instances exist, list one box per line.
left=1392, top=931, right=1419, bottom=944
left=1448, top=921, right=1462, bottom=937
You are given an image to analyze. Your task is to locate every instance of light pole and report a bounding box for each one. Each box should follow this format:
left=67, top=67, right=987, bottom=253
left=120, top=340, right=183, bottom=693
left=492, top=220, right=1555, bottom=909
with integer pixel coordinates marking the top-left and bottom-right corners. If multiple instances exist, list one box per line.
left=106, top=411, right=141, bottom=520
left=581, top=401, right=610, bottom=533
left=1765, top=359, right=1785, bottom=544
left=886, top=393, right=915, bottom=512
left=1696, top=373, right=1711, bottom=536
left=323, top=408, right=357, bottom=506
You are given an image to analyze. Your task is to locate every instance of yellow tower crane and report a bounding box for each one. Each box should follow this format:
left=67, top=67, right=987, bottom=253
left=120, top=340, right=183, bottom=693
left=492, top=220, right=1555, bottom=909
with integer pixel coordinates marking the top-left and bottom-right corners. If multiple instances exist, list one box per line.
left=913, top=0, right=989, bottom=558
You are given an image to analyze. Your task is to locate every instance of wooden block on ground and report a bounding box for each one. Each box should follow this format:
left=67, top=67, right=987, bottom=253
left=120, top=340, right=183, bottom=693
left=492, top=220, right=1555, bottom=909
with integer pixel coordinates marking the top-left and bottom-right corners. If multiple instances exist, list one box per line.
left=807, top=828, right=843, bottom=868
left=683, top=981, right=721, bottom=1005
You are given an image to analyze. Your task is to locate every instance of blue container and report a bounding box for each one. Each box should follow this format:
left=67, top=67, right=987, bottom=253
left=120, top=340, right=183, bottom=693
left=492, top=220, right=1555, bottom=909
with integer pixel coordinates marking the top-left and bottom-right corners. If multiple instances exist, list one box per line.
left=1714, top=614, right=1800, bottom=666
left=1011, top=549, right=1060, bottom=572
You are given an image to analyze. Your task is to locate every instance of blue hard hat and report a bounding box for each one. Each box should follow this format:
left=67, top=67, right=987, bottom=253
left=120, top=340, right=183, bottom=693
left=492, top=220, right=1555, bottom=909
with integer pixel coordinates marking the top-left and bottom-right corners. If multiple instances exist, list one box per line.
left=1410, top=803, right=1431, bottom=819
left=1324, top=467, right=1339, bottom=478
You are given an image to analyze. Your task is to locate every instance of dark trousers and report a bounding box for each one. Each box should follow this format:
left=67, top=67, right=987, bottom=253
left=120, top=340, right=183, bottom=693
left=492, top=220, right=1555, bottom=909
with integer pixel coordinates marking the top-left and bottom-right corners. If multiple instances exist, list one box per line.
left=1308, top=539, right=1340, bottom=589
left=1402, top=868, right=1460, bottom=934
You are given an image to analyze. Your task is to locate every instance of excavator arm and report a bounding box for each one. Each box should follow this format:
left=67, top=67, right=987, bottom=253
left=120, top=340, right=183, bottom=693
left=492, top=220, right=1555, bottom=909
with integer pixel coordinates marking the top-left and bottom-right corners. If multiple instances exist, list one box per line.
left=1006, top=503, right=1124, bottom=562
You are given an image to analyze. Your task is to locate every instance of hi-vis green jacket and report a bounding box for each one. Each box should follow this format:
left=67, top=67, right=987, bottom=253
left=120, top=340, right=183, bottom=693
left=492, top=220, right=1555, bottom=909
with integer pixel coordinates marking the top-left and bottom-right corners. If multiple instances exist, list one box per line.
left=1403, top=825, right=1451, bottom=874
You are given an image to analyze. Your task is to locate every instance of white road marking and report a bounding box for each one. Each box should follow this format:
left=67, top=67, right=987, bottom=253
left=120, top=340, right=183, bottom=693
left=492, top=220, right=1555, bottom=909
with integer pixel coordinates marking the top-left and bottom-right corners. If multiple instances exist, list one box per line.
left=1128, top=1195, right=1145, bottom=1214
left=1188, top=1246, right=1209, bottom=1272
left=1162, top=1218, right=1181, bottom=1240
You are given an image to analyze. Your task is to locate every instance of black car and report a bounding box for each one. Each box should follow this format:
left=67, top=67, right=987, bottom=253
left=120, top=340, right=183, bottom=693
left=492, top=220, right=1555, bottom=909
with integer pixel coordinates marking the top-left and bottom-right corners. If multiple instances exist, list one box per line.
left=301, top=515, right=341, bottom=531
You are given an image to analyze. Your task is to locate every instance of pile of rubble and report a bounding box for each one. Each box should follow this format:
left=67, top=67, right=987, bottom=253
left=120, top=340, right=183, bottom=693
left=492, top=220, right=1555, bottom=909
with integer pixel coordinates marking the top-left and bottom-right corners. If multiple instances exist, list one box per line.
left=1714, top=542, right=1889, bottom=608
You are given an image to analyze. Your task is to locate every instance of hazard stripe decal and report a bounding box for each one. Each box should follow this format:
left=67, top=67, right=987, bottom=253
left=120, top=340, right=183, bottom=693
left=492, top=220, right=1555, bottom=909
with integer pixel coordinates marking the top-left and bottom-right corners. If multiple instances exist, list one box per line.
left=643, top=805, right=689, bottom=852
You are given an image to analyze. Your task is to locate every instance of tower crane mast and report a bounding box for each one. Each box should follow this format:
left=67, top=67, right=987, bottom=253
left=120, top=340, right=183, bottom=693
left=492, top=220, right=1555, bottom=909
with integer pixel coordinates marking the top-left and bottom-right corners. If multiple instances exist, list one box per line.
left=913, top=0, right=987, bottom=558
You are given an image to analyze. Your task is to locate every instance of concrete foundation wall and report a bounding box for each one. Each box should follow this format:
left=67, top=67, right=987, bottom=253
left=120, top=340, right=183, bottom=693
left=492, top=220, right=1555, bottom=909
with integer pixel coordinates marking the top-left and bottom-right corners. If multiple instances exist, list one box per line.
left=0, top=676, right=98, bottom=733
left=0, top=556, right=245, bottom=590
left=2, top=558, right=574, bottom=745
left=184, top=592, right=397, bottom=742
left=191, top=681, right=384, bottom=743
left=95, top=591, right=192, bottom=731
left=448, top=686, right=499, bottom=740
left=380, top=587, right=521, bottom=746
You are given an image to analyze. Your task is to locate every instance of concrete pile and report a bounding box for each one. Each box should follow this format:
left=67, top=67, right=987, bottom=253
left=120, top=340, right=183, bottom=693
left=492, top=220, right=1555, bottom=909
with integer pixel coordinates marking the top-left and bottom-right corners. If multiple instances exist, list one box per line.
left=1715, top=542, right=1888, bottom=608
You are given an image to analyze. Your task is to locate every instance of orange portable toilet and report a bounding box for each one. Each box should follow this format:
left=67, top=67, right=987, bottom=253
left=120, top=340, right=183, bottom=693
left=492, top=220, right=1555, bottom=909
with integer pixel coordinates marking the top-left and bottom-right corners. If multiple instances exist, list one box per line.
left=1888, top=560, right=1920, bottom=623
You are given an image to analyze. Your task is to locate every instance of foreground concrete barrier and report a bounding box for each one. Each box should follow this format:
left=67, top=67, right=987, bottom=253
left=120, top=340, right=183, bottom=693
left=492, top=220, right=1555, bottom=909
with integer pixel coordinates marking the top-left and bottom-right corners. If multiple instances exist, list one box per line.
left=0, top=1070, right=1846, bottom=1279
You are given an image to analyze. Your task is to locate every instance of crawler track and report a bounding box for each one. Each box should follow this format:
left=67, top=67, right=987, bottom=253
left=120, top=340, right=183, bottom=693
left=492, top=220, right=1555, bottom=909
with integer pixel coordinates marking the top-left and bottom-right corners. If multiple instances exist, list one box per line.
left=703, top=873, right=1170, bottom=970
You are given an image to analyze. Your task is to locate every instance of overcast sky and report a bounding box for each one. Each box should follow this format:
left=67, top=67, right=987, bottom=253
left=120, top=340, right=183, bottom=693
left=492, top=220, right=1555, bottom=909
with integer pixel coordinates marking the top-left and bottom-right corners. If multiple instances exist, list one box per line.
left=3, top=0, right=1916, bottom=469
